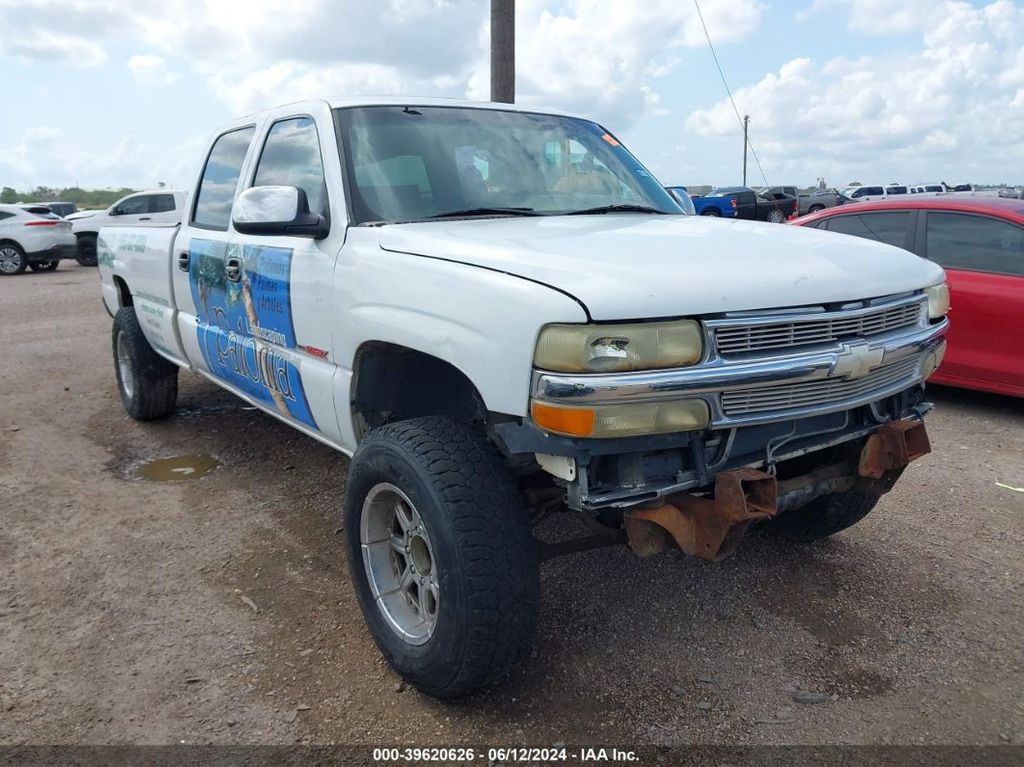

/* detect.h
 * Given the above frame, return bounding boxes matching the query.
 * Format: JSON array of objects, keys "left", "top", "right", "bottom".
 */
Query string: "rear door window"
[
  {"left": 925, "top": 212, "right": 1024, "bottom": 276},
  {"left": 149, "top": 194, "right": 176, "bottom": 213},
  {"left": 824, "top": 211, "right": 913, "bottom": 249},
  {"left": 736, "top": 191, "right": 755, "bottom": 206},
  {"left": 192, "top": 126, "right": 256, "bottom": 230},
  {"left": 252, "top": 117, "right": 328, "bottom": 215}
]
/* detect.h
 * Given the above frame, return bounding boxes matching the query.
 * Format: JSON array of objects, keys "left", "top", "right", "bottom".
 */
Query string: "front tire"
[
  {"left": 344, "top": 416, "right": 540, "bottom": 699},
  {"left": 0, "top": 243, "right": 27, "bottom": 275},
  {"left": 808, "top": 204, "right": 825, "bottom": 213},
  {"left": 765, "top": 488, "right": 880, "bottom": 541},
  {"left": 76, "top": 234, "right": 98, "bottom": 266},
  {"left": 112, "top": 307, "right": 178, "bottom": 420}
]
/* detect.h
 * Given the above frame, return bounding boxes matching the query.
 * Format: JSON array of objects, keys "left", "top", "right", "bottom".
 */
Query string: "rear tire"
[
  {"left": 766, "top": 488, "right": 880, "bottom": 541},
  {"left": 112, "top": 307, "right": 178, "bottom": 420},
  {"left": 76, "top": 234, "right": 98, "bottom": 266},
  {"left": 0, "top": 243, "right": 27, "bottom": 275},
  {"left": 701, "top": 208, "right": 721, "bottom": 217},
  {"left": 767, "top": 209, "right": 786, "bottom": 223},
  {"left": 29, "top": 260, "right": 59, "bottom": 272},
  {"left": 344, "top": 416, "right": 540, "bottom": 699}
]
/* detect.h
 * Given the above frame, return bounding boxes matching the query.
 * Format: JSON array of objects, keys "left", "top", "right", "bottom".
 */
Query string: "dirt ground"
[{"left": 1, "top": 263, "right": 1022, "bottom": 749}]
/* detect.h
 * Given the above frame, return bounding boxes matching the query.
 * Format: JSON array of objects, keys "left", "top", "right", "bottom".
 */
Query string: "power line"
[{"left": 692, "top": 0, "right": 770, "bottom": 187}]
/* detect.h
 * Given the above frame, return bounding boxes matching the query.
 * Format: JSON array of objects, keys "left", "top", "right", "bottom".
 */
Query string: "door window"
[
  {"left": 926, "top": 213, "right": 1024, "bottom": 276},
  {"left": 736, "top": 191, "right": 755, "bottom": 206},
  {"left": 115, "top": 196, "right": 148, "bottom": 215},
  {"left": 192, "top": 126, "right": 256, "bottom": 230},
  {"left": 825, "top": 212, "right": 912, "bottom": 249},
  {"left": 252, "top": 117, "right": 328, "bottom": 215}
]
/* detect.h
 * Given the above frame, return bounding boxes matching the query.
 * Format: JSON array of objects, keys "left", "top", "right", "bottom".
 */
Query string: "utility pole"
[
  {"left": 490, "top": 0, "right": 515, "bottom": 103},
  {"left": 742, "top": 114, "right": 750, "bottom": 186}
]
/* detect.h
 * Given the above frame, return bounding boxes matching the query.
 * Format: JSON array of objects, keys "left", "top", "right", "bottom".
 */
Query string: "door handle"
[
  {"left": 177, "top": 252, "right": 189, "bottom": 271},
  {"left": 139, "top": 216, "right": 151, "bottom": 221},
  {"left": 225, "top": 254, "right": 243, "bottom": 282}
]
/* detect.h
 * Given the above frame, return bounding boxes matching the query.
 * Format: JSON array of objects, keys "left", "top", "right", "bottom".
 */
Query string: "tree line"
[{"left": 1, "top": 186, "right": 139, "bottom": 208}]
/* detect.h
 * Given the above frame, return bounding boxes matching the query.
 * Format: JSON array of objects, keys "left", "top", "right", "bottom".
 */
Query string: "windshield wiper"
[
  {"left": 428, "top": 207, "right": 539, "bottom": 219},
  {"left": 566, "top": 204, "right": 666, "bottom": 215}
]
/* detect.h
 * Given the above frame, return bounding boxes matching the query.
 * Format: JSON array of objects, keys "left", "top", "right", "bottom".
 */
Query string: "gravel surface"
[{"left": 1, "top": 264, "right": 1021, "bottom": 748}]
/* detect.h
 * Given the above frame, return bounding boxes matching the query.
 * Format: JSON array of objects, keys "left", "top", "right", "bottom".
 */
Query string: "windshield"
[{"left": 334, "top": 106, "right": 679, "bottom": 224}]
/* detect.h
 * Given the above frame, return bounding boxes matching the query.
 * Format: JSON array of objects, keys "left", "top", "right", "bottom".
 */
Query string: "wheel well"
[
  {"left": 113, "top": 276, "right": 132, "bottom": 307},
  {"left": 351, "top": 343, "right": 485, "bottom": 441},
  {"left": 0, "top": 239, "right": 22, "bottom": 250}
]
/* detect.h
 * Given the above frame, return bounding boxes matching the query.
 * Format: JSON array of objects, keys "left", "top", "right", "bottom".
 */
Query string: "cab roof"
[{"left": 239, "top": 96, "right": 578, "bottom": 121}]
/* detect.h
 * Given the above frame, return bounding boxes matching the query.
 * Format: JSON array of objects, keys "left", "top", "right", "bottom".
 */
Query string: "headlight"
[
  {"left": 534, "top": 320, "right": 704, "bottom": 373},
  {"left": 531, "top": 399, "right": 710, "bottom": 438},
  {"left": 925, "top": 282, "right": 949, "bottom": 320}
]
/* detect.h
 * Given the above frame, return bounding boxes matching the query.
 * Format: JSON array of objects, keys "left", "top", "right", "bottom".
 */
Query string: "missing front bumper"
[{"left": 623, "top": 419, "right": 931, "bottom": 561}]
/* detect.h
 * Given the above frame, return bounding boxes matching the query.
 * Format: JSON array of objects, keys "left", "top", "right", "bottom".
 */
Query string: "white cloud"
[
  {"left": 798, "top": 0, "right": 945, "bottom": 36},
  {"left": 0, "top": 125, "right": 204, "bottom": 190},
  {"left": 1, "top": 28, "right": 107, "bottom": 67},
  {"left": 499, "top": 0, "right": 764, "bottom": 120},
  {"left": 1, "top": 0, "right": 763, "bottom": 123},
  {"left": 128, "top": 54, "right": 179, "bottom": 87},
  {"left": 688, "top": 0, "right": 1024, "bottom": 184}
]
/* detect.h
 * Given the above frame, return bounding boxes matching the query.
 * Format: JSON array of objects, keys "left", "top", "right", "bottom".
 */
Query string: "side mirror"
[
  {"left": 109, "top": 208, "right": 121, "bottom": 216},
  {"left": 232, "top": 186, "right": 329, "bottom": 239}
]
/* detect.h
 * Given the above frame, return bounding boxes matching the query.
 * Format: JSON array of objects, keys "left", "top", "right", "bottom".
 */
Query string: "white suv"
[
  {"left": 71, "top": 190, "right": 186, "bottom": 265},
  {"left": 842, "top": 183, "right": 909, "bottom": 202},
  {"left": 0, "top": 204, "right": 76, "bottom": 275}
]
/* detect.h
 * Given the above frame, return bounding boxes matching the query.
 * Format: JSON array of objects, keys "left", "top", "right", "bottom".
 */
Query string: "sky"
[{"left": 1, "top": 0, "right": 1022, "bottom": 192}]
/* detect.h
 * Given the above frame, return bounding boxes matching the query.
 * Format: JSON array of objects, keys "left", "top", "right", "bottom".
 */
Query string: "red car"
[{"left": 793, "top": 197, "right": 1024, "bottom": 397}]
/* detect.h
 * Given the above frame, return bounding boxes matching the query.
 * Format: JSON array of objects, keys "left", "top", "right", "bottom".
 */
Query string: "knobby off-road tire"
[
  {"left": 344, "top": 416, "right": 540, "bottom": 699},
  {"left": 766, "top": 488, "right": 881, "bottom": 541},
  {"left": 76, "top": 234, "right": 98, "bottom": 266},
  {"left": 112, "top": 307, "right": 178, "bottom": 420}
]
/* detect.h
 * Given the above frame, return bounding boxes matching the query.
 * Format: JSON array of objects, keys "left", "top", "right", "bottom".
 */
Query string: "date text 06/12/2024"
[{"left": 371, "top": 746, "right": 640, "bottom": 762}]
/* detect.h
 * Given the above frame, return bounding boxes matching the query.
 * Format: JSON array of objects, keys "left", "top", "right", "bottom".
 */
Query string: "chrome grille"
[
  {"left": 721, "top": 357, "right": 920, "bottom": 416},
  {"left": 714, "top": 302, "right": 923, "bottom": 355}
]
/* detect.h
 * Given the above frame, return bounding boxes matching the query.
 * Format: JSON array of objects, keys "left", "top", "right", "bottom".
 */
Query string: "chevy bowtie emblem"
[{"left": 832, "top": 343, "right": 885, "bottom": 380}]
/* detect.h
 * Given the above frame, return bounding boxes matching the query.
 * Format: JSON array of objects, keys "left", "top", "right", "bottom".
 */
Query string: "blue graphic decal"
[{"left": 189, "top": 239, "right": 318, "bottom": 429}]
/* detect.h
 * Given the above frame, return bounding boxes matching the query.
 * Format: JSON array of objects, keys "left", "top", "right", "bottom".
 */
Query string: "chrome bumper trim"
[{"left": 532, "top": 319, "right": 948, "bottom": 428}]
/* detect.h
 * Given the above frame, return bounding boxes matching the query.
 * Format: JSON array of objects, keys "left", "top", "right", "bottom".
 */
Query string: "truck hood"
[{"left": 378, "top": 215, "right": 944, "bottom": 320}]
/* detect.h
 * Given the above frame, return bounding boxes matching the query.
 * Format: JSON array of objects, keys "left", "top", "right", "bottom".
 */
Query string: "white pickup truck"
[
  {"left": 98, "top": 97, "right": 949, "bottom": 698},
  {"left": 72, "top": 189, "right": 186, "bottom": 265}
]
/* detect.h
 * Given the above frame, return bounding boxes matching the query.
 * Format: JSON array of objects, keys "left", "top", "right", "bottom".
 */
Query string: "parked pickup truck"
[
  {"left": 693, "top": 186, "right": 797, "bottom": 222},
  {"left": 98, "top": 98, "right": 949, "bottom": 699},
  {"left": 759, "top": 186, "right": 853, "bottom": 215},
  {"left": 72, "top": 190, "right": 186, "bottom": 266}
]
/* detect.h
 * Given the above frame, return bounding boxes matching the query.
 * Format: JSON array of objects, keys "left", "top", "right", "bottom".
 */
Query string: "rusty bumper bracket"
[
  {"left": 623, "top": 420, "right": 931, "bottom": 561},
  {"left": 858, "top": 419, "right": 931, "bottom": 480},
  {"left": 624, "top": 468, "right": 777, "bottom": 561}
]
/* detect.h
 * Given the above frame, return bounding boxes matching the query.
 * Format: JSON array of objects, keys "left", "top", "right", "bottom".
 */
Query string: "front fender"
[{"left": 335, "top": 236, "right": 588, "bottom": 420}]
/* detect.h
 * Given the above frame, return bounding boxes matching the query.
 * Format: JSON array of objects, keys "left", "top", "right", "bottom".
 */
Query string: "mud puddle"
[{"left": 134, "top": 454, "right": 220, "bottom": 481}]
